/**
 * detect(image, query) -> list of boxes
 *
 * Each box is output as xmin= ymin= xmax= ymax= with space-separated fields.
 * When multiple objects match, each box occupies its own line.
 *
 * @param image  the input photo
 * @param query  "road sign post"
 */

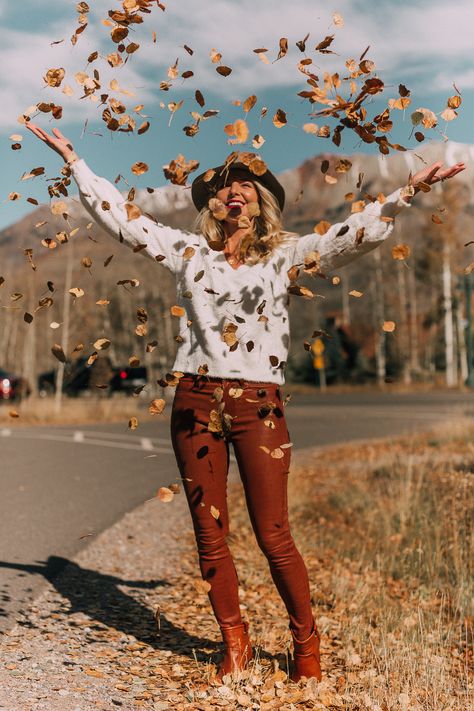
xmin=311 ymin=338 xmax=326 ymax=390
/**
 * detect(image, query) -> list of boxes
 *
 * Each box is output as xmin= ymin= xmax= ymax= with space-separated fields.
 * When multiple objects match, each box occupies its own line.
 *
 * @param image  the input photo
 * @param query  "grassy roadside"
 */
xmin=0 ymin=420 xmax=472 ymax=710
xmin=0 ymin=394 xmax=171 ymax=427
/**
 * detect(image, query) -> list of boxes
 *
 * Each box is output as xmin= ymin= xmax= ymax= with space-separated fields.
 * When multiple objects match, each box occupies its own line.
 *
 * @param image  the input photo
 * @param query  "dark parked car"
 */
xmin=0 ymin=368 xmax=31 ymax=401
xmin=38 ymin=359 xmax=148 ymax=397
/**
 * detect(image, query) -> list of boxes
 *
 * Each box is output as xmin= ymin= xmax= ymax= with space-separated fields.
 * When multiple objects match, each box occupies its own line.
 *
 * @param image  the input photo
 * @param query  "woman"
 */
xmin=27 ymin=123 xmax=465 ymax=682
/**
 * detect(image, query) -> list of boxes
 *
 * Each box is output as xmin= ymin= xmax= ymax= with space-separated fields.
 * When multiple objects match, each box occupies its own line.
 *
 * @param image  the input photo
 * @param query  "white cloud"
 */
xmin=1 ymin=0 xmax=472 ymax=130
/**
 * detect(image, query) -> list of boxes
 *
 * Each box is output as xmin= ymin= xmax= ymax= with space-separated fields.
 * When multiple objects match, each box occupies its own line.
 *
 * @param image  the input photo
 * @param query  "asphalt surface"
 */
xmin=0 ymin=390 xmax=472 ymax=633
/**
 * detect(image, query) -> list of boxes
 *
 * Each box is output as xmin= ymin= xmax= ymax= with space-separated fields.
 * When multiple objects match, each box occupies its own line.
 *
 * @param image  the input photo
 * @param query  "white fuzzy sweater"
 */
xmin=71 ymin=159 xmax=411 ymax=384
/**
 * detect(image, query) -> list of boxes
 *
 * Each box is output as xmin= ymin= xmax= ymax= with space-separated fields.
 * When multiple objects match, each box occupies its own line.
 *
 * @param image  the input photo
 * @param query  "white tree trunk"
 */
xmin=442 ymin=242 xmax=456 ymax=387
xmin=397 ymin=262 xmax=411 ymax=384
xmin=407 ymin=265 xmax=420 ymax=373
xmin=55 ymin=243 xmax=74 ymax=413
xmin=456 ymin=299 xmax=468 ymax=383
xmin=373 ymin=251 xmax=386 ymax=385
xmin=342 ymin=275 xmax=351 ymax=326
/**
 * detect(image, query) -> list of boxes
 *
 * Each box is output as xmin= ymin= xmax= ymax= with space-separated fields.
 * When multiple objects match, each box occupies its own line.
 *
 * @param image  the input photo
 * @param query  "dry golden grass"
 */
xmin=0 ymin=393 xmax=171 ymax=427
xmin=283 ymin=419 xmax=474 ymax=709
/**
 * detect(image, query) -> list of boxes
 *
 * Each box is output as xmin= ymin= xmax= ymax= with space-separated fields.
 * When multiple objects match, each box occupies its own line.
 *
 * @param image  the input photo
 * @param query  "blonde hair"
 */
xmin=194 ymin=181 xmax=294 ymax=264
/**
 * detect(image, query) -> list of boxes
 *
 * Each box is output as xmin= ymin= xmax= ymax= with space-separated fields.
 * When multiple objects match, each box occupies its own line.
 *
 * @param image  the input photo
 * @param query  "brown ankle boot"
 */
xmin=216 ymin=621 xmax=253 ymax=681
xmin=290 ymin=622 xmax=322 ymax=683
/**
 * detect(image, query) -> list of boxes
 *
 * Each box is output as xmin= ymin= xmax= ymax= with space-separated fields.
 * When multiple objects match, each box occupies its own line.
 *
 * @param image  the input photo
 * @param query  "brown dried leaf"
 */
xmin=149 ymin=398 xmax=166 ymax=415
xmin=392 ymin=244 xmax=411 ymax=260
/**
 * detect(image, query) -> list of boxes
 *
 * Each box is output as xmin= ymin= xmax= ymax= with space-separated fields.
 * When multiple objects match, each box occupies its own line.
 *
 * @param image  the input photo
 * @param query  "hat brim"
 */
xmin=191 ymin=162 xmax=285 ymax=212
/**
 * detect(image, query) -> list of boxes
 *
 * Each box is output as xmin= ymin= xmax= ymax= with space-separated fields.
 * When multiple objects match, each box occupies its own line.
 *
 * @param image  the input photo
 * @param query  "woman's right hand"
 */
xmin=26 ymin=122 xmax=79 ymax=164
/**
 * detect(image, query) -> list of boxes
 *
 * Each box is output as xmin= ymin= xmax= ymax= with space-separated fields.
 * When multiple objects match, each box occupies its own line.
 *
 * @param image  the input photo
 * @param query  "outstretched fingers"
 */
xmin=26 ymin=123 xmax=51 ymax=142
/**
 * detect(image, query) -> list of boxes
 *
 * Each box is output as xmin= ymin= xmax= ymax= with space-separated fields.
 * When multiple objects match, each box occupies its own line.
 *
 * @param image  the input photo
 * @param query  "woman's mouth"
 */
xmin=226 ymin=199 xmax=245 ymax=210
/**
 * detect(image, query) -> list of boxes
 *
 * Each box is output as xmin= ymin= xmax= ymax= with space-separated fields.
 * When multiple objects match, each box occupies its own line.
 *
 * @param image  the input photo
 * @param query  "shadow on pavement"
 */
xmin=0 ymin=557 xmax=219 ymax=661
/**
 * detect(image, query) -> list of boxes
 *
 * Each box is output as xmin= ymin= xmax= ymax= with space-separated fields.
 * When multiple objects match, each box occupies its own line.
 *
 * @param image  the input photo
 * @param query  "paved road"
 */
xmin=0 ymin=390 xmax=472 ymax=633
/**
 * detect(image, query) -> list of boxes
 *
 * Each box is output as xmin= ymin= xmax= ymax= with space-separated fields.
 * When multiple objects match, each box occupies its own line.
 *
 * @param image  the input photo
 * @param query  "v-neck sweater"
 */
xmin=70 ymin=159 xmax=411 ymax=384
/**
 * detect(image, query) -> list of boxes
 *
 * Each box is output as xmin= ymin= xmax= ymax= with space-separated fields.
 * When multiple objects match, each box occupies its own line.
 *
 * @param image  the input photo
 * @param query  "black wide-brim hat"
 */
xmin=191 ymin=161 xmax=285 ymax=212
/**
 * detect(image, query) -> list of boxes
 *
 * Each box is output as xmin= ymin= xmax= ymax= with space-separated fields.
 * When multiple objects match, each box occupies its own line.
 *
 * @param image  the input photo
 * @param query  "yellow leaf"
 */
xmin=171 ymin=305 xmax=185 ymax=317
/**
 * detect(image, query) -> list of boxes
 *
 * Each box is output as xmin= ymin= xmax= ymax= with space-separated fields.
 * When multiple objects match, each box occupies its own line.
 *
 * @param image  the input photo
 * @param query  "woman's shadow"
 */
xmin=0 ymin=557 xmax=219 ymax=662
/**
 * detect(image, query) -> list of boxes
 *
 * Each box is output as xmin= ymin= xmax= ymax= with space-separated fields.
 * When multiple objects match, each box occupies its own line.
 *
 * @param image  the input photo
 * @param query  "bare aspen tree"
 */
xmin=397 ymin=261 xmax=411 ymax=384
xmin=442 ymin=241 xmax=457 ymax=387
xmin=407 ymin=265 xmax=420 ymax=374
xmin=372 ymin=250 xmax=386 ymax=385
xmin=55 ymin=242 xmax=74 ymax=413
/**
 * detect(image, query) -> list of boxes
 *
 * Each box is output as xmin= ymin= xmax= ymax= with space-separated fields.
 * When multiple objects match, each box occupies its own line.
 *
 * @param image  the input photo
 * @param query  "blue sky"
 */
xmin=1 ymin=0 xmax=473 ymax=230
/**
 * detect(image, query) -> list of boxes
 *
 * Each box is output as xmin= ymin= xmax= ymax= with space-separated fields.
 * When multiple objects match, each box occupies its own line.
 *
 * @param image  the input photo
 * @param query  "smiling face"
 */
xmin=216 ymin=178 xmax=259 ymax=225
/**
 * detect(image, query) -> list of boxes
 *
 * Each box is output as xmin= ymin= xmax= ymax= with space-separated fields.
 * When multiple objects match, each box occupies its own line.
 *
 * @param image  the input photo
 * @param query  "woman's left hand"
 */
xmin=412 ymin=160 xmax=466 ymax=193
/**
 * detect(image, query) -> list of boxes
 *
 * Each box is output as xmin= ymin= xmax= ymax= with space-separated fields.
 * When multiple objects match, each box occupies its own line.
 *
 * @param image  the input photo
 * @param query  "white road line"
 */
xmin=0 ymin=430 xmax=174 ymax=454
xmin=0 ymin=427 xmax=238 ymax=462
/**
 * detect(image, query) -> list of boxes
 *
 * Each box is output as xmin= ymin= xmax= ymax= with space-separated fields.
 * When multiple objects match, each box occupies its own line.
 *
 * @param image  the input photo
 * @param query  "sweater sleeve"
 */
xmin=69 ymin=159 xmax=191 ymax=274
xmin=287 ymin=187 xmax=412 ymax=273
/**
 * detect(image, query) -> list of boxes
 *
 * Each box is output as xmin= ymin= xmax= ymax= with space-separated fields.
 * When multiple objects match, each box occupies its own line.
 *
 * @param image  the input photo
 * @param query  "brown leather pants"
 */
xmin=170 ymin=374 xmax=314 ymax=639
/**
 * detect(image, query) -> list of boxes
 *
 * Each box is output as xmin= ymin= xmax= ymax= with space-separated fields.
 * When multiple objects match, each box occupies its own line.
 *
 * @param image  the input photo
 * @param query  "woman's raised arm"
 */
xmin=288 ymin=160 xmax=466 ymax=274
xmin=26 ymin=123 xmax=190 ymax=274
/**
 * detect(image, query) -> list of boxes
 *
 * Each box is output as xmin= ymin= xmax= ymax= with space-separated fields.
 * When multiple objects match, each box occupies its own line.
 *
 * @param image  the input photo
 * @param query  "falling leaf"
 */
xmin=51 ymin=343 xmax=67 ymax=362
xmin=383 ymin=320 xmax=396 ymax=332
xmin=276 ymin=38 xmax=288 ymax=61
xmin=131 ymin=161 xmax=149 ymax=175
xmin=44 ymin=67 xmax=65 ymax=87
xmin=333 ymin=12 xmax=344 ymax=26
xmin=411 ymin=107 xmax=437 ymax=129
xmin=273 ymin=109 xmax=287 ymax=128
xmin=349 ymin=290 xmax=363 ymax=298
xmin=93 ymin=338 xmax=111 ymax=350
xmin=51 ymin=201 xmax=68 ymax=216
xmin=149 ymin=398 xmax=166 ymax=415
xmin=125 ymin=203 xmax=141 ymax=221
xmin=171 ymin=305 xmax=185 ymax=317
xmin=210 ymin=505 xmax=220 ymax=519
xmin=224 ymin=118 xmax=249 ymax=145
xmin=216 ymin=66 xmax=232 ymax=77
xmin=243 ymin=95 xmax=257 ymax=113
xmin=392 ymin=244 xmax=411 ymax=260
xmin=128 ymin=416 xmax=138 ymax=430
xmin=69 ymin=287 xmax=85 ymax=298
xmin=314 ymin=221 xmax=331 ymax=235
